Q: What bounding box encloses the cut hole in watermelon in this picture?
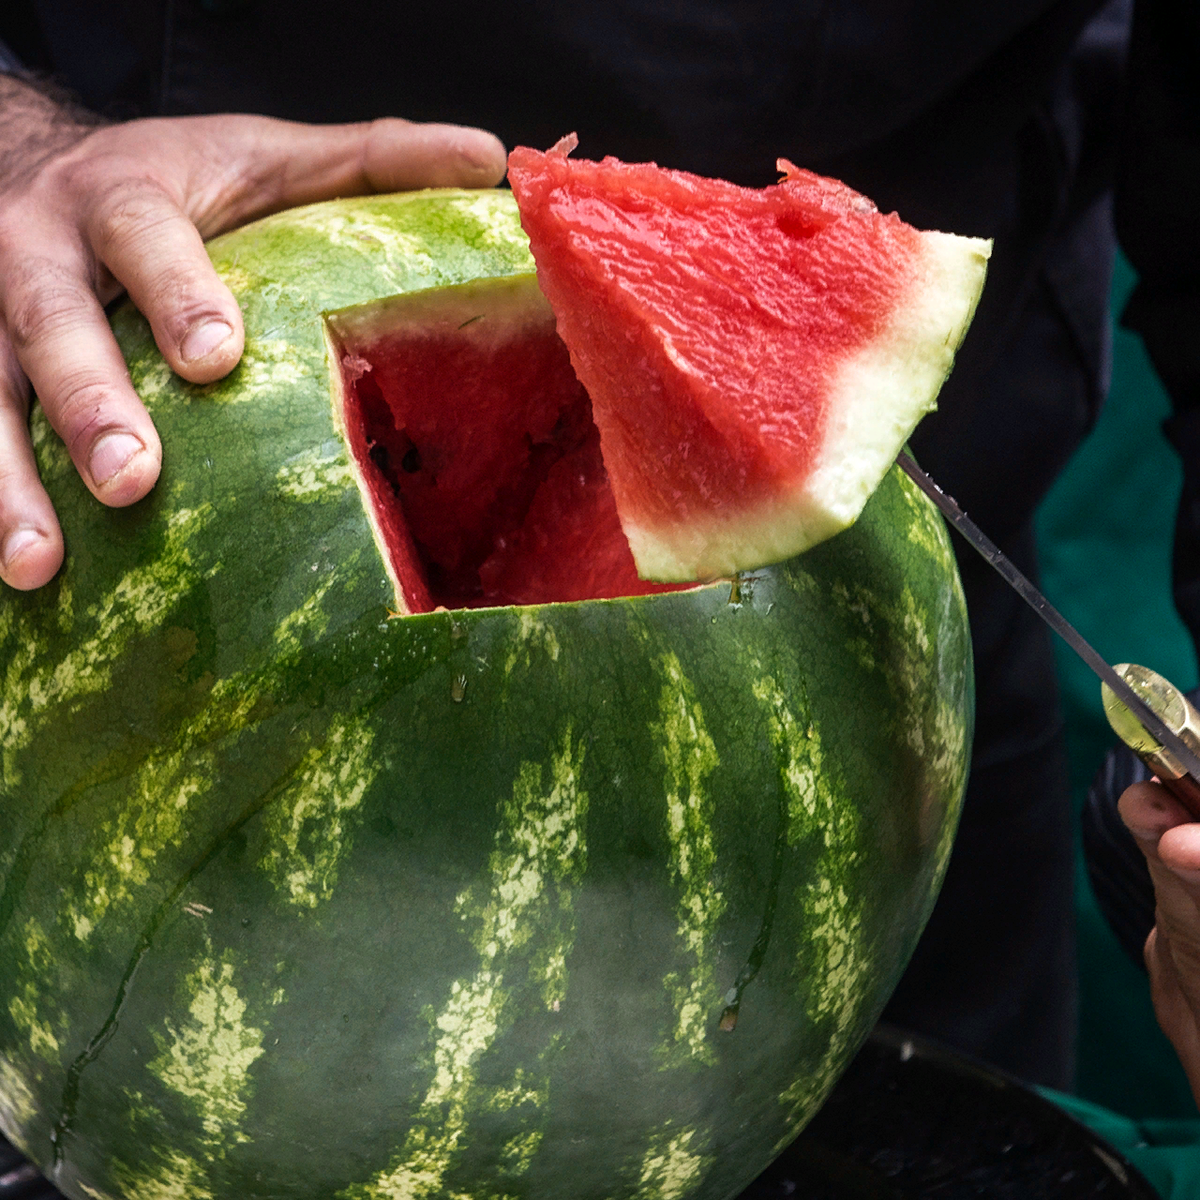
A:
[327,275,688,614]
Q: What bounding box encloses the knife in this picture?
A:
[895,451,1200,819]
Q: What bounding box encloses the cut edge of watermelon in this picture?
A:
[324,319,416,612]
[804,232,992,521]
[622,230,992,582]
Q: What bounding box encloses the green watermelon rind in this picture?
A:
[0,189,972,1200]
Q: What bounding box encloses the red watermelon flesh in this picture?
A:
[327,275,684,613]
[507,136,992,582]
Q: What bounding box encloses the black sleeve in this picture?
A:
[1114,0,1200,638]
[0,1,52,76]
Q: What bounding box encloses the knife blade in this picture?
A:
[895,451,1200,816]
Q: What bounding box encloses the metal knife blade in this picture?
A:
[895,451,1200,799]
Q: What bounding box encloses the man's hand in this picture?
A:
[1119,779,1200,1106]
[0,75,506,591]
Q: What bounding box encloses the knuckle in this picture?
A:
[89,174,176,252]
[52,375,115,433]
[5,261,95,353]
[0,450,34,497]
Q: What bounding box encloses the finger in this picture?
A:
[0,334,63,589]
[1119,779,1200,935]
[1146,927,1200,1106]
[1158,822,1200,885]
[86,177,244,385]
[185,115,507,232]
[1120,780,1200,888]
[359,119,509,191]
[1118,779,1193,854]
[4,254,162,507]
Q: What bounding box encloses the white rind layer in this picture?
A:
[627,230,992,582]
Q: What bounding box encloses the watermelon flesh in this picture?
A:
[327,276,684,612]
[508,136,992,582]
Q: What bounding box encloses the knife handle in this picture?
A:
[1101,663,1200,822]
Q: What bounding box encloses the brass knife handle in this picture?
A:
[1101,663,1200,821]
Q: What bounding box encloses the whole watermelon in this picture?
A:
[0,190,972,1200]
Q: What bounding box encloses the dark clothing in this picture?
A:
[1116,1,1200,651]
[1,0,1148,1089]
[1083,741,1157,972]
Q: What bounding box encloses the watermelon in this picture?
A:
[508,136,991,582]
[0,187,973,1200]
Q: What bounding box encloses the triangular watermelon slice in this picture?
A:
[508,135,991,582]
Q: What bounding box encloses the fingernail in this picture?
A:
[181,319,233,364]
[89,432,145,485]
[3,528,42,569]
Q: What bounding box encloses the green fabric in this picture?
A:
[1035,251,1198,1117]
[1043,1089,1200,1199]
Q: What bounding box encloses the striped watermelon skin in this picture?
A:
[0,191,972,1200]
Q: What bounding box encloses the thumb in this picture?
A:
[183,115,508,234]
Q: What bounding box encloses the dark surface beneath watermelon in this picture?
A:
[329,284,685,613]
[0,1029,1154,1200]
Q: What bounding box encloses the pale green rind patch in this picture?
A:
[7,918,66,1065]
[219,336,318,404]
[273,577,336,655]
[281,206,440,287]
[77,1181,121,1200]
[60,652,287,946]
[654,654,724,1069]
[0,504,214,787]
[503,611,562,676]
[258,714,380,909]
[28,408,73,482]
[341,729,587,1200]
[776,869,874,1129]
[828,567,969,860]
[68,749,215,941]
[146,952,265,1145]
[114,1149,214,1200]
[276,440,356,502]
[0,1052,38,1142]
[636,1125,710,1200]
[897,465,953,561]
[500,1128,544,1175]
[455,192,534,250]
[750,673,872,1131]
[752,675,828,843]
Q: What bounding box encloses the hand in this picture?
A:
[0,75,506,591]
[1119,779,1200,1106]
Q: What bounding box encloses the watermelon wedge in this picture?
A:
[508,135,992,582]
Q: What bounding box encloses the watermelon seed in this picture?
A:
[368,442,389,473]
[401,446,422,473]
